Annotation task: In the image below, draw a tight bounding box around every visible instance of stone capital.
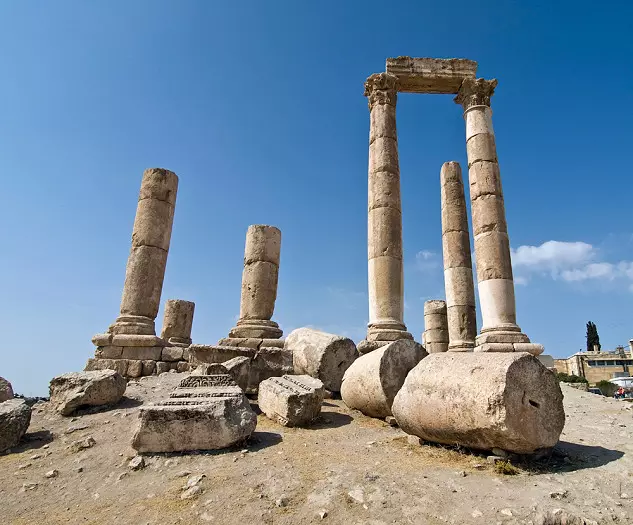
[364,73,399,110]
[454,78,498,111]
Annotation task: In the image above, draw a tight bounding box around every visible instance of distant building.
[554,341,633,385]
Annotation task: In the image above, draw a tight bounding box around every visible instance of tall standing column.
[110,168,178,337]
[440,161,476,351]
[455,79,542,355]
[361,73,412,352]
[229,225,283,339]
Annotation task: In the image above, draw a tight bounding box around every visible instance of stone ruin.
[16,55,563,458]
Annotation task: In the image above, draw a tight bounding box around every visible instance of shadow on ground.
[73,396,143,416]
[2,430,54,455]
[524,441,625,473]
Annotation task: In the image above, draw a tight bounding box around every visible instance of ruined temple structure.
[359,57,544,356]
[86,168,193,377]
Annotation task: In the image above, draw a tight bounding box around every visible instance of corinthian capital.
[364,73,399,110]
[454,78,498,111]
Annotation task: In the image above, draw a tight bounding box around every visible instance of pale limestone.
[286,328,358,392]
[161,346,184,362]
[258,375,325,427]
[423,300,449,354]
[385,57,477,94]
[160,299,195,346]
[49,370,126,416]
[0,399,31,452]
[121,346,162,361]
[392,353,564,454]
[0,377,14,403]
[340,340,427,418]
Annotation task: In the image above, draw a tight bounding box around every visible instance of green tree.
[596,380,617,397]
[586,321,601,352]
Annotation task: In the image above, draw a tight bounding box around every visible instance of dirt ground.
[1,374,632,525]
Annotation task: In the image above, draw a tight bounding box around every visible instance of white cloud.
[511,241,595,271]
[415,250,441,272]
[561,262,616,282]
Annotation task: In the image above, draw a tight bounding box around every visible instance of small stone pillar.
[160,300,195,346]
[455,79,542,355]
[229,225,282,339]
[440,161,476,351]
[423,300,449,353]
[360,72,412,353]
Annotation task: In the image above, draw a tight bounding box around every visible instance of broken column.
[88,168,185,377]
[359,72,413,355]
[422,300,449,353]
[440,161,476,351]
[160,299,195,347]
[392,353,565,454]
[455,79,542,355]
[229,225,283,340]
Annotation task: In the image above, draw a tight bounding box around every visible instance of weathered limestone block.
[161,346,184,362]
[121,346,162,361]
[84,358,129,377]
[126,360,143,378]
[385,56,477,94]
[0,377,14,403]
[156,361,171,375]
[423,300,449,354]
[131,374,257,453]
[193,357,251,391]
[0,399,31,452]
[160,299,195,346]
[49,370,127,416]
[391,353,565,454]
[258,375,325,427]
[95,346,124,359]
[286,328,358,392]
[340,340,427,418]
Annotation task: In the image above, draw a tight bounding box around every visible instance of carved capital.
[364,73,399,110]
[454,78,498,111]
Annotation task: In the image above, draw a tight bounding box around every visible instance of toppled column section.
[359,73,413,355]
[160,299,195,346]
[229,225,283,340]
[455,80,542,355]
[88,168,189,377]
[341,339,427,418]
[422,300,449,353]
[286,327,358,393]
[440,161,476,351]
[258,375,325,427]
[131,374,257,453]
[392,353,565,454]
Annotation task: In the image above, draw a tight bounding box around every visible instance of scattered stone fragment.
[258,375,325,427]
[319,510,328,519]
[181,485,203,500]
[385,416,397,426]
[21,482,38,491]
[45,469,59,479]
[68,436,96,453]
[392,353,565,454]
[131,374,257,453]
[49,370,126,416]
[128,456,145,470]
[0,399,32,453]
[341,340,427,418]
[472,510,483,518]
[407,435,424,446]
[17,463,32,470]
[491,447,509,458]
[30,454,42,460]
[185,474,205,488]
[275,496,289,507]
[0,376,14,402]
[286,327,358,392]
[550,490,569,500]
[347,488,364,504]
[64,424,90,434]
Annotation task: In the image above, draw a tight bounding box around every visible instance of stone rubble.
[286,327,358,392]
[0,399,32,453]
[131,374,257,453]
[49,370,127,416]
[258,375,325,427]
[0,376,14,403]
[340,339,427,418]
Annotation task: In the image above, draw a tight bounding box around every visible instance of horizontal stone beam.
[385,57,477,94]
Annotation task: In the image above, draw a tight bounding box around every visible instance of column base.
[108,315,156,336]
[448,340,475,352]
[474,328,543,355]
[229,319,283,339]
[474,341,544,356]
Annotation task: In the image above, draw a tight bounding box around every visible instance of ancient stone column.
[423,300,449,353]
[160,299,195,346]
[360,72,412,353]
[109,168,178,338]
[440,161,476,351]
[229,225,283,339]
[455,79,542,355]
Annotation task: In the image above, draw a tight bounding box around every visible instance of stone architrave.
[0,399,31,453]
[392,353,565,454]
[455,79,542,355]
[229,225,283,340]
[131,374,257,453]
[258,375,325,427]
[160,299,195,346]
[340,339,427,418]
[422,300,449,353]
[285,327,358,392]
[359,72,413,354]
[440,161,476,351]
[49,370,127,416]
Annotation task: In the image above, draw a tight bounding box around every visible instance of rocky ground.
[1,375,632,525]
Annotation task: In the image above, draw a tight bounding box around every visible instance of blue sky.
[1,1,631,396]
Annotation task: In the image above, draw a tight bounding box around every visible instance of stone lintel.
[386,57,477,94]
